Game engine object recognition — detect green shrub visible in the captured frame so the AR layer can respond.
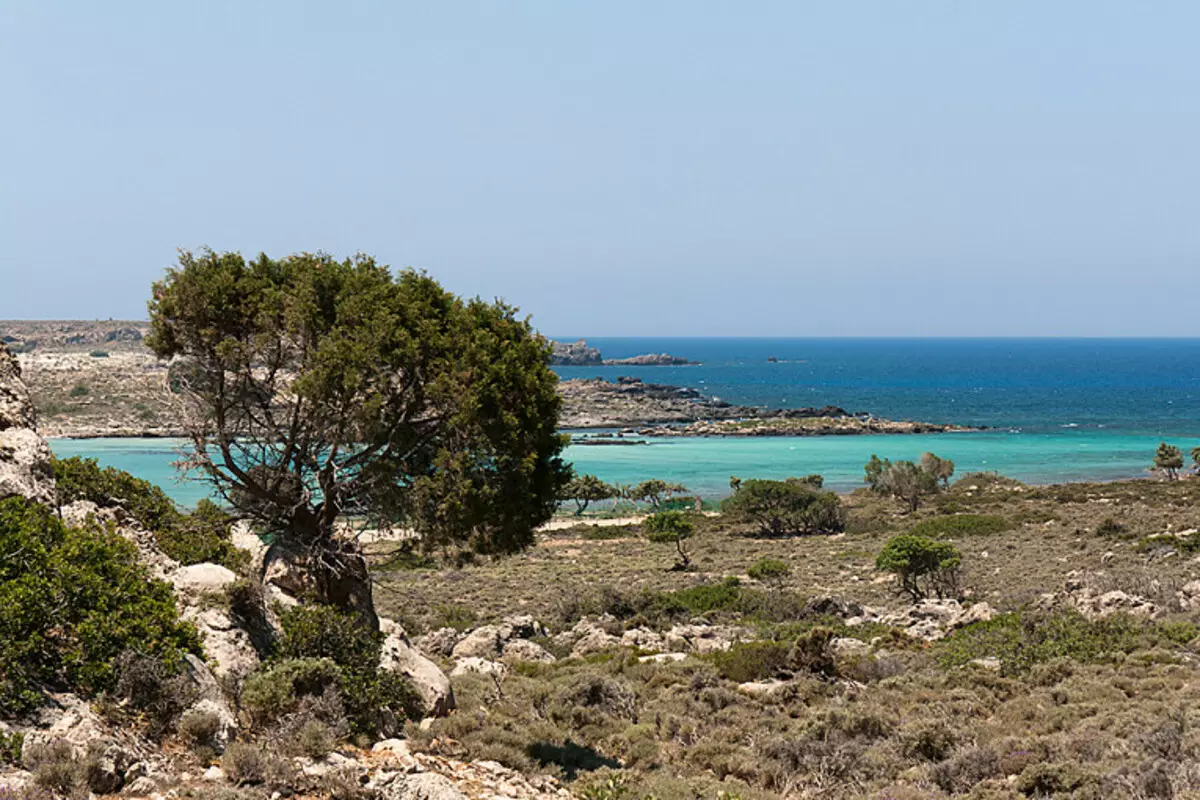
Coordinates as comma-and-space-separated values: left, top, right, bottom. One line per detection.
645, 578, 745, 617
0, 730, 23, 765
267, 605, 424, 734
875, 534, 962, 602
644, 510, 696, 569
88, 350, 109, 358
938, 611, 1149, 675
241, 658, 343, 725
179, 708, 223, 750
747, 558, 791, 583
707, 640, 792, 683
0, 497, 202, 717
721, 479, 844, 536
908, 514, 1010, 538
52, 457, 243, 570
1095, 517, 1129, 538
68, 384, 89, 397
221, 742, 267, 786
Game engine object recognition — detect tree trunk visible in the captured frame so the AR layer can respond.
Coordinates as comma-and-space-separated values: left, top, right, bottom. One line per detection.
292, 509, 380, 631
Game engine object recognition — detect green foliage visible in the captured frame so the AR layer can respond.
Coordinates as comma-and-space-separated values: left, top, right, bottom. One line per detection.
1095, 517, 1129, 538
0, 496, 201, 717
643, 511, 696, 569
864, 454, 944, 511
627, 479, 688, 509
146, 249, 570, 577
746, 557, 791, 583
242, 658, 343, 724
0, 730, 23, 765
706, 640, 792, 683
908, 514, 1010, 538
88, 350, 109, 358
267, 604, 424, 735
720, 478, 845, 536
68, 384, 89, 397
875, 534, 962, 602
937, 611, 1156, 675
643, 577, 745, 617
52, 456, 245, 570
1154, 442, 1184, 479
560, 474, 618, 515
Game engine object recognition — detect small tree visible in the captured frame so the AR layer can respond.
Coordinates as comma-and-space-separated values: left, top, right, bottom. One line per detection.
629, 479, 688, 510
729, 475, 742, 494
1155, 442, 1184, 480
875, 534, 962, 602
864, 455, 941, 512
1192, 447, 1200, 474
720, 478, 844, 536
559, 474, 618, 516
919, 452, 955, 489
644, 511, 696, 570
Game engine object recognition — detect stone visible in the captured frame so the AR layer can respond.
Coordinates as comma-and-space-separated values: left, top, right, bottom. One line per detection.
968, 657, 1002, 671
500, 638, 556, 664
737, 679, 788, 697
571, 626, 621, 657
500, 614, 547, 639
182, 607, 260, 682
203, 765, 226, 781
450, 657, 508, 678
804, 595, 865, 619
384, 772, 469, 800
170, 562, 238, 598
829, 637, 872, 662
380, 629, 456, 717
418, 627, 463, 658
638, 652, 687, 664
1179, 580, 1200, 611
0, 344, 55, 505
184, 698, 238, 751
451, 625, 506, 660
664, 623, 747, 653
620, 627, 666, 652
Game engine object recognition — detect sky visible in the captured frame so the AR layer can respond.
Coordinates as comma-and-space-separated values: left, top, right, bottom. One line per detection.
2, 2, 1198, 336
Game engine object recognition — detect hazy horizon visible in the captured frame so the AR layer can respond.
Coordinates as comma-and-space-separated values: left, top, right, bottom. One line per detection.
4, 2, 1198, 335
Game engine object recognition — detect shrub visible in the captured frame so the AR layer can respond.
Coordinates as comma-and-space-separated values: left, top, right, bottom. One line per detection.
0, 731, 24, 765
720, 479, 845, 536
643, 511, 696, 569
747, 557, 791, 583
179, 708, 223, 750
221, 742, 266, 786
707, 640, 792, 683
937, 611, 1148, 675
0, 497, 201, 717
1095, 517, 1129, 538
908, 514, 1010, 538
875, 534, 962, 602
88, 350, 109, 358
864, 455, 943, 511
68, 384, 89, 397
52, 457, 243, 570
111, 650, 197, 736
269, 605, 424, 734
23, 740, 87, 799
241, 658, 343, 725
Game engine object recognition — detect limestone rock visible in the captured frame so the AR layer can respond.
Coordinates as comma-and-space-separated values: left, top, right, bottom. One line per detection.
170, 562, 238, 599
0, 344, 55, 505
379, 628, 456, 717
501, 638, 556, 665
451, 625, 506, 660
384, 771, 469, 800
182, 607, 259, 683
417, 627, 463, 659
571, 626, 621, 657
664, 623, 748, 653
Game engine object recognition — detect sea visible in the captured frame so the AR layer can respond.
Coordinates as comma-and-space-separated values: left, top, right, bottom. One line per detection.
50, 338, 1200, 506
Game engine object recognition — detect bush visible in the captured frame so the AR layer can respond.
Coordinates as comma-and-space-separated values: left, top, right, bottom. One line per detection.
23, 739, 87, 799
179, 708, 223, 750
747, 558, 791, 583
68, 384, 89, 397
643, 511, 696, 569
938, 611, 1149, 675
908, 514, 1010, 538
52, 457, 244, 570
221, 742, 267, 786
875, 534, 962, 602
0, 497, 202, 717
1095, 517, 1129, 538
268, 605, 423, 734
241, 658, 343, 725
720, 479, 845, 536
111, 650, 197, 736
0, 731, 24, 765
88, 350, 109, 358
707, 640, 792, 683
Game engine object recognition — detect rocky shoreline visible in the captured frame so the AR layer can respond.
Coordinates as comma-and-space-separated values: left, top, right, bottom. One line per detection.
550, 338, 699, 366
2, 322, 973, 440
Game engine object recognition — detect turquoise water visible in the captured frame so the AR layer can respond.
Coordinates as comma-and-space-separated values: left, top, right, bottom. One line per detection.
50, 430, 1198, 506
48, 339, 1200, 505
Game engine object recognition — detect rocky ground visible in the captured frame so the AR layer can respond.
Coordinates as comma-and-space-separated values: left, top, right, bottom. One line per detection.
2, 322, 967, 439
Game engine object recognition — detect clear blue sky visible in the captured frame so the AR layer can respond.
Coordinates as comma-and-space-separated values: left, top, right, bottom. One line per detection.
2, 2, 1197, 335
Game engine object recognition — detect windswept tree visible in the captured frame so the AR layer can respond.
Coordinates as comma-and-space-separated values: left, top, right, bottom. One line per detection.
721, 478, 844, 536
628, 479, 688, 510
644, 510, 696, 570
919, 452, 955, 489
865, 455, 941, 512
559, 474, 617, 516
1154, 442, 1184, 481
147, 250, 570, 628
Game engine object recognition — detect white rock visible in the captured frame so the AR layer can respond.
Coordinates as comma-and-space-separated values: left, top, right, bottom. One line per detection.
380, 629, 456, 717
170, 563, 238, 598
450, 657, 508, 678
500, 638, 556, 664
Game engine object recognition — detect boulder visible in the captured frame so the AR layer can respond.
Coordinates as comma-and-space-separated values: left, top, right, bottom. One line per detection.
620, 627, 666, 653
383, 772, 469, 800
170, 562, 238, 599
804, 595, 865, 619
664, 623, 748, 653
829, 637, 872, 663
500, 614, 547, 639
1179, 580, 1200, 611
379, 626, 455, 717
501, 639, 556, 665
182, 607, 260, 682
571, 626, 621, 657
451, 625, 506, 660
0, 342, 55, 505
417, 627, 462, 659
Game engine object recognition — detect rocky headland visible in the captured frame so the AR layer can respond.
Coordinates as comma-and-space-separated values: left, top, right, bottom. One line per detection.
2, 322, 970, 439
549, 339, 699, 366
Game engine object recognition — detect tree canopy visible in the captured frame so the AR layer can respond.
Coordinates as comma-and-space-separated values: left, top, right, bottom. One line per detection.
644, 510, 696, 570
720, 478, 844, 536
559, 474, 618, 516
865, 453, 950, 512
147, 250, 570, 624
1154, 442, 1184, 480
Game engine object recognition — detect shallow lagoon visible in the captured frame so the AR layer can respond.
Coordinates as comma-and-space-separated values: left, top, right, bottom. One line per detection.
50, 429, 1198, 507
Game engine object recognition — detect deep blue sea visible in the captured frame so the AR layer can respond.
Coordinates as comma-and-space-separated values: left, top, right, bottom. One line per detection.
51, 338, 1200, 504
